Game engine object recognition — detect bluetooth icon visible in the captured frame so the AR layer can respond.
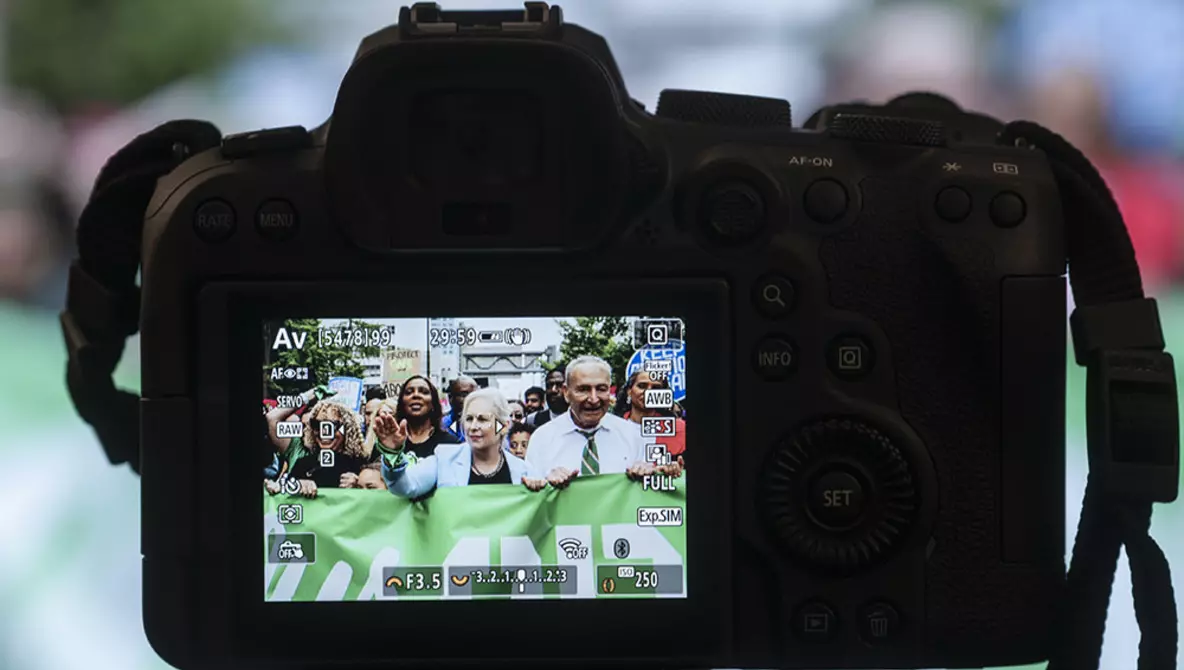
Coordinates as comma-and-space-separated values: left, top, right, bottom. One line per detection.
613, 538, 631, 559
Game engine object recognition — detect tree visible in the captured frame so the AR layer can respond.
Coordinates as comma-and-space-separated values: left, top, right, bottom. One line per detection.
554, 317, 635, 384
6, 0, 300, 116
264, 319, 383, 397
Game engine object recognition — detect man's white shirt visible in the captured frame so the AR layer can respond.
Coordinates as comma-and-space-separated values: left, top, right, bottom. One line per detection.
525, 411, 645, 476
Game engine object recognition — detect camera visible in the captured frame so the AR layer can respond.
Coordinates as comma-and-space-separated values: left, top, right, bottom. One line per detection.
138, 3, 1075, 668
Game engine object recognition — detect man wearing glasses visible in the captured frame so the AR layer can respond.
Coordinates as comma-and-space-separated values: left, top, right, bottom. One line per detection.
524, 356, 682, 489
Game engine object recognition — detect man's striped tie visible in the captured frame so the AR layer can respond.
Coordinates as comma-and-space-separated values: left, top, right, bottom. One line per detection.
577, 429, 600, 476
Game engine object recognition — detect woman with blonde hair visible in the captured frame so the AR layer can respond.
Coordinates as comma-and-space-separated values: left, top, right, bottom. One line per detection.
374, 387, 544, 498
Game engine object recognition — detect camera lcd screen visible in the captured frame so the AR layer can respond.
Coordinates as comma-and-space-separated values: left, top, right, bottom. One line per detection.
261, 315, 688, 602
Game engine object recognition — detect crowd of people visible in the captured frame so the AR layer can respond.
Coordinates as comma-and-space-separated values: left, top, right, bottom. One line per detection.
261, 356, 688, 500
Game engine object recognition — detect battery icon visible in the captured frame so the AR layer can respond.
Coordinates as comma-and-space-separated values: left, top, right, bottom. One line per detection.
478, 331, 503, 343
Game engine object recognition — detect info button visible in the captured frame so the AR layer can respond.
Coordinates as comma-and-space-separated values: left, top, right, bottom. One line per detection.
753, 336, 796, 381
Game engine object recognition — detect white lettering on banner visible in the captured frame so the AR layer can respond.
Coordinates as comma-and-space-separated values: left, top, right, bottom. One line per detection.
443, 537, 490, 601
502, 537, 545, 600
315, 562, 353, 601
600, 524, 685, 598
554, 525, 594, 599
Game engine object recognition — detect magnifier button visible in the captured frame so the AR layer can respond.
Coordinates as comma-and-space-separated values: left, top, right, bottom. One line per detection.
753, 275, 795, 319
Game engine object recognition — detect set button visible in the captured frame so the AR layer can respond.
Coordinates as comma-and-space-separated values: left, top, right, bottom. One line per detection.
805, 467, 867, 531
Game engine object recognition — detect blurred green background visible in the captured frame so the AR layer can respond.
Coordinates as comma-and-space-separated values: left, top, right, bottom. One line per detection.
0, 0, 1181, 668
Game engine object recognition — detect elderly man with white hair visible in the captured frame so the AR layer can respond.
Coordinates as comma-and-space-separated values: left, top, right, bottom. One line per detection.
524, 355, 683, 489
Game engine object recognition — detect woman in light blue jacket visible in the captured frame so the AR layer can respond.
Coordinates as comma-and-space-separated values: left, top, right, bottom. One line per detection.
375, 387, 544, 498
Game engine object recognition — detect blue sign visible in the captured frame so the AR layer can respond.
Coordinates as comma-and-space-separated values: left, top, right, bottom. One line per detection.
625, 340, 686, 402
327, 377, 364, 414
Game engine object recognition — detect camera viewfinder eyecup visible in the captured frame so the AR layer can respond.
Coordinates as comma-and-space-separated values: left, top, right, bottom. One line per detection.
324, 3, 635, 254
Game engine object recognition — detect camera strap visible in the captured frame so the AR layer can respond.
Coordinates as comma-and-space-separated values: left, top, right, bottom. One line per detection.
61, 119, 223, 474
999, 121, 1180, 670
61, 118, 1178, 670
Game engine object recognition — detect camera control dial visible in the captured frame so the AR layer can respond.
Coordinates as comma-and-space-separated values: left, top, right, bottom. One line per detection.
655, 89, 791, 128
758, 418, 917, 571
826, 113, 946, 147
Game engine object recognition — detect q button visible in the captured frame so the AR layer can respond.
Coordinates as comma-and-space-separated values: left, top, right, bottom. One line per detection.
753, 275, 796, 319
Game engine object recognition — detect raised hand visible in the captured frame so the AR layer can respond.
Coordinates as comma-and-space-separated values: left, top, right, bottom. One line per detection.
373, 414, 408, 450
521, 477, 548, 492
626, 460, 656, 480
312, 384, 338, 401
546, 467, 579, 489
655, 455, 685, 479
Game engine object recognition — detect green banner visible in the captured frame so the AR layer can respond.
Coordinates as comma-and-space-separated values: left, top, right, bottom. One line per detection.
263, 474, 687, 601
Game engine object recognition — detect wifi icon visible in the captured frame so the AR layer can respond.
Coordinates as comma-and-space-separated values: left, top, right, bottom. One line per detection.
558, 538, 588, 560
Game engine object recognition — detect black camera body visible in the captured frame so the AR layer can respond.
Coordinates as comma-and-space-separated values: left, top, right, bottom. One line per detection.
140, 3, 1067, 668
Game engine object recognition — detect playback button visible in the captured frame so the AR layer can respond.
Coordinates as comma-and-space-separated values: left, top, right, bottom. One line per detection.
795, 601, 837, 641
